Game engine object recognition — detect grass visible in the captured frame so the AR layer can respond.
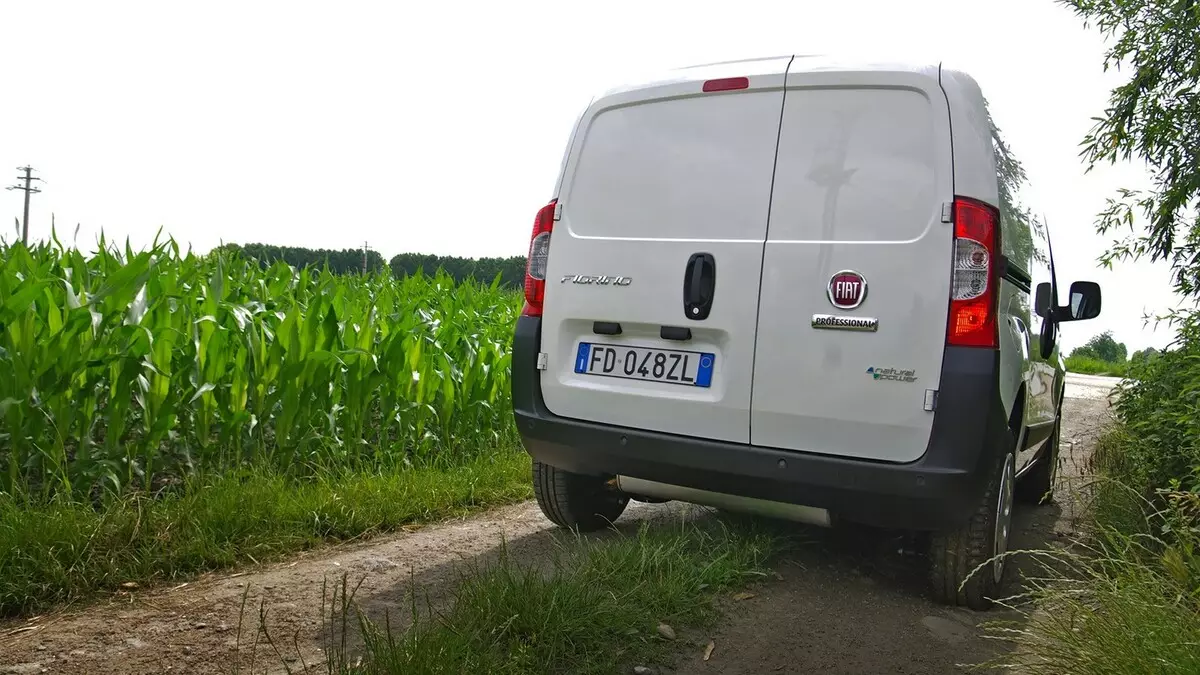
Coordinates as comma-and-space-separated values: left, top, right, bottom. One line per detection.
1063, 354, 1128, 377
310, 518, 782, 675
0, 447, 532, 617
978, 309, 1200, 674
979, 470, 1200, 674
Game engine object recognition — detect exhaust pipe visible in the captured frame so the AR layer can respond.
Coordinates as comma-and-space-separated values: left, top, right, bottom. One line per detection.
616, 476, 832, 527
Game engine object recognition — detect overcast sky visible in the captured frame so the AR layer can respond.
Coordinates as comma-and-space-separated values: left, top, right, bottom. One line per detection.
0, 0, 1185, 352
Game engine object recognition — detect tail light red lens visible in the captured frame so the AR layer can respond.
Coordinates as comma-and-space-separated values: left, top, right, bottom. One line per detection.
522, 199, 558, 317
947, 197, 1000, 348
702, 77, 750, 92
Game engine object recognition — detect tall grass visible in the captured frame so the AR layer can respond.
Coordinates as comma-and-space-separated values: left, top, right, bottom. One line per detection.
0, 236, 521, 501
982, 311, 1200, 673
981, 485, 1200, 674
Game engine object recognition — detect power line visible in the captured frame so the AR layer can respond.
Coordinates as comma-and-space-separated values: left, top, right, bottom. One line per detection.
6, 166, 43, 244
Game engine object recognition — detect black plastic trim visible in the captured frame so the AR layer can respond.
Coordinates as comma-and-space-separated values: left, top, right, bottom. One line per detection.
660, 326, 692, 341
1022, 419, 1055, 450
1000, 255, 1033, 294
511, 316, 1010, 532
592, 321, 622, 336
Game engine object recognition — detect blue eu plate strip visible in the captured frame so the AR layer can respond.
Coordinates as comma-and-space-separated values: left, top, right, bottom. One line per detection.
574, 342, 591, 374
695, 353, 715, 388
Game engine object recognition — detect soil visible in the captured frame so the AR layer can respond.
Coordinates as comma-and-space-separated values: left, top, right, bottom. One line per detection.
0, 374, 1119, 675
662, 373, 1118, 675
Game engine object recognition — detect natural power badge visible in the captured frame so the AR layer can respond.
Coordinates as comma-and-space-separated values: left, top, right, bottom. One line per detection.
867, 366, 917, 383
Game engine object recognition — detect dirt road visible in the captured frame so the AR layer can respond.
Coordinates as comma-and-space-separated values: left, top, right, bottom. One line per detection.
1, 374, 1118, 675
665, 373, 1117, 675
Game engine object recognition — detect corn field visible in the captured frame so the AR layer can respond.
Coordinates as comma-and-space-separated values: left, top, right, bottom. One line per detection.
0, 237, 521, 501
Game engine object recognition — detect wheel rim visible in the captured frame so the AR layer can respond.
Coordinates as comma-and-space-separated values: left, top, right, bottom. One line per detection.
993, 452, 1015, 584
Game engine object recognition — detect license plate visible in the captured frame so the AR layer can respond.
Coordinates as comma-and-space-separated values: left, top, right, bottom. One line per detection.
573, 342, 714, 387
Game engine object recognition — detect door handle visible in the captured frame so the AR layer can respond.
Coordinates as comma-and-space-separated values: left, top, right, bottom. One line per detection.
689, 257, 705, 306
683, 253, 716, 320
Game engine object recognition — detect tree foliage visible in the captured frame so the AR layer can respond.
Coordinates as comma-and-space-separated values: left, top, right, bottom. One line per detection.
1129, 345, 1159, 364
211, 244, 529, 289
217, 243, 387, 275
1060, 0, 1200, 297
1071, 329, 1129, 363
389, 253, 527, 289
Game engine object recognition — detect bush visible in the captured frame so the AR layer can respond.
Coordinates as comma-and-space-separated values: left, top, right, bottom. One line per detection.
982, 489, 1200, 675
981, 312, 1200, 673
1103, 311, 1200, 496
1070, 330, 1128, 363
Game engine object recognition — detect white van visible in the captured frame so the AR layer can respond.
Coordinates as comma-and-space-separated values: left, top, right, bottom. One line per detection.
511, 55, 1102, 610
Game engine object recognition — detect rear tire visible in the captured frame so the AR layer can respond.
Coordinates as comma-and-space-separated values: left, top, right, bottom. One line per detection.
532, 460, 629, 532
928, 447, 1016, 611
1016, 416, 1060, 505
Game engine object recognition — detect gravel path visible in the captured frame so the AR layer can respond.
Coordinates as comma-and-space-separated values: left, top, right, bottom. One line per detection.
0, 374, 1119, 675
664, 373, 1118, 675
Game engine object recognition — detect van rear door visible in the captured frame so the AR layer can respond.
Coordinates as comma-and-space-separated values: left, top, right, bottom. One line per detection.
538, 57, 791, 444
750, 62, 956, 463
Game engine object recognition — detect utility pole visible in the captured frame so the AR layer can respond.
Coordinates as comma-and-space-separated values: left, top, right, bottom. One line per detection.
6, 166, 43, 244
362, 241, 371, 274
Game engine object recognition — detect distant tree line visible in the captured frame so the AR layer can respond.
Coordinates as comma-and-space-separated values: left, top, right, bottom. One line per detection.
215, 243, 527, 289
389, 253, 526, 288
1064, 329, 1159, 376
1071, 330, 1129, 364
214, 243, 388, 275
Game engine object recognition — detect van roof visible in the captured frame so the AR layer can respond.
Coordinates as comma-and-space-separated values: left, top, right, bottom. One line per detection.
595, 54, 959, 100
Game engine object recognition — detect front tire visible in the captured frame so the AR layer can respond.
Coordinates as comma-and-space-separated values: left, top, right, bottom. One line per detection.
929, 448, 1016, 610
532, 460, 629, 532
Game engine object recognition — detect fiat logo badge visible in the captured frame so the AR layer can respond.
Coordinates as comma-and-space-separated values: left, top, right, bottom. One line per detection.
827, 270, 867, 310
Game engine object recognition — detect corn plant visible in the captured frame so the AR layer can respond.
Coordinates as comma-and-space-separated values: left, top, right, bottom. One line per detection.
0, 236, 521, 501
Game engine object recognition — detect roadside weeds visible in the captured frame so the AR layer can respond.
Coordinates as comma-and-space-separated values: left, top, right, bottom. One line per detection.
976, 429, 1200, 675
0, 448, 533, 618
241, 516, 786, 675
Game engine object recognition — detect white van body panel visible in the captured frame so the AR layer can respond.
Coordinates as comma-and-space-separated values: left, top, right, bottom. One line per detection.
940, 68, 1023, 425
536, 55, 1026, 463
940, 68, 1000, 207
748, 63, 955, 463
537, 56, 793, 444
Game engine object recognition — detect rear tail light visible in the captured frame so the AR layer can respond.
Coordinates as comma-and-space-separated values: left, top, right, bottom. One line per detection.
521, 199, 558, 317
947, 197, 1000, 348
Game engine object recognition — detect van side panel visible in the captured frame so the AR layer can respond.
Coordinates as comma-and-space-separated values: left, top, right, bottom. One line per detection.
940, 69, 1023, 426
939, 69, 999, 207
538, 58, 791, 444
749, 70, 955, 463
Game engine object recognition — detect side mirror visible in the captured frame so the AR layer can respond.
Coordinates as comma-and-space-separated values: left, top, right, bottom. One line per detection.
1033, 281, 1102, 322
1034, 282, 1053, 318
1060, 281, 1102, 321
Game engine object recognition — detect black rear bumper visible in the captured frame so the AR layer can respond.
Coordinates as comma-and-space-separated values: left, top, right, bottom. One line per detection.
510, 316, 1010, 531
